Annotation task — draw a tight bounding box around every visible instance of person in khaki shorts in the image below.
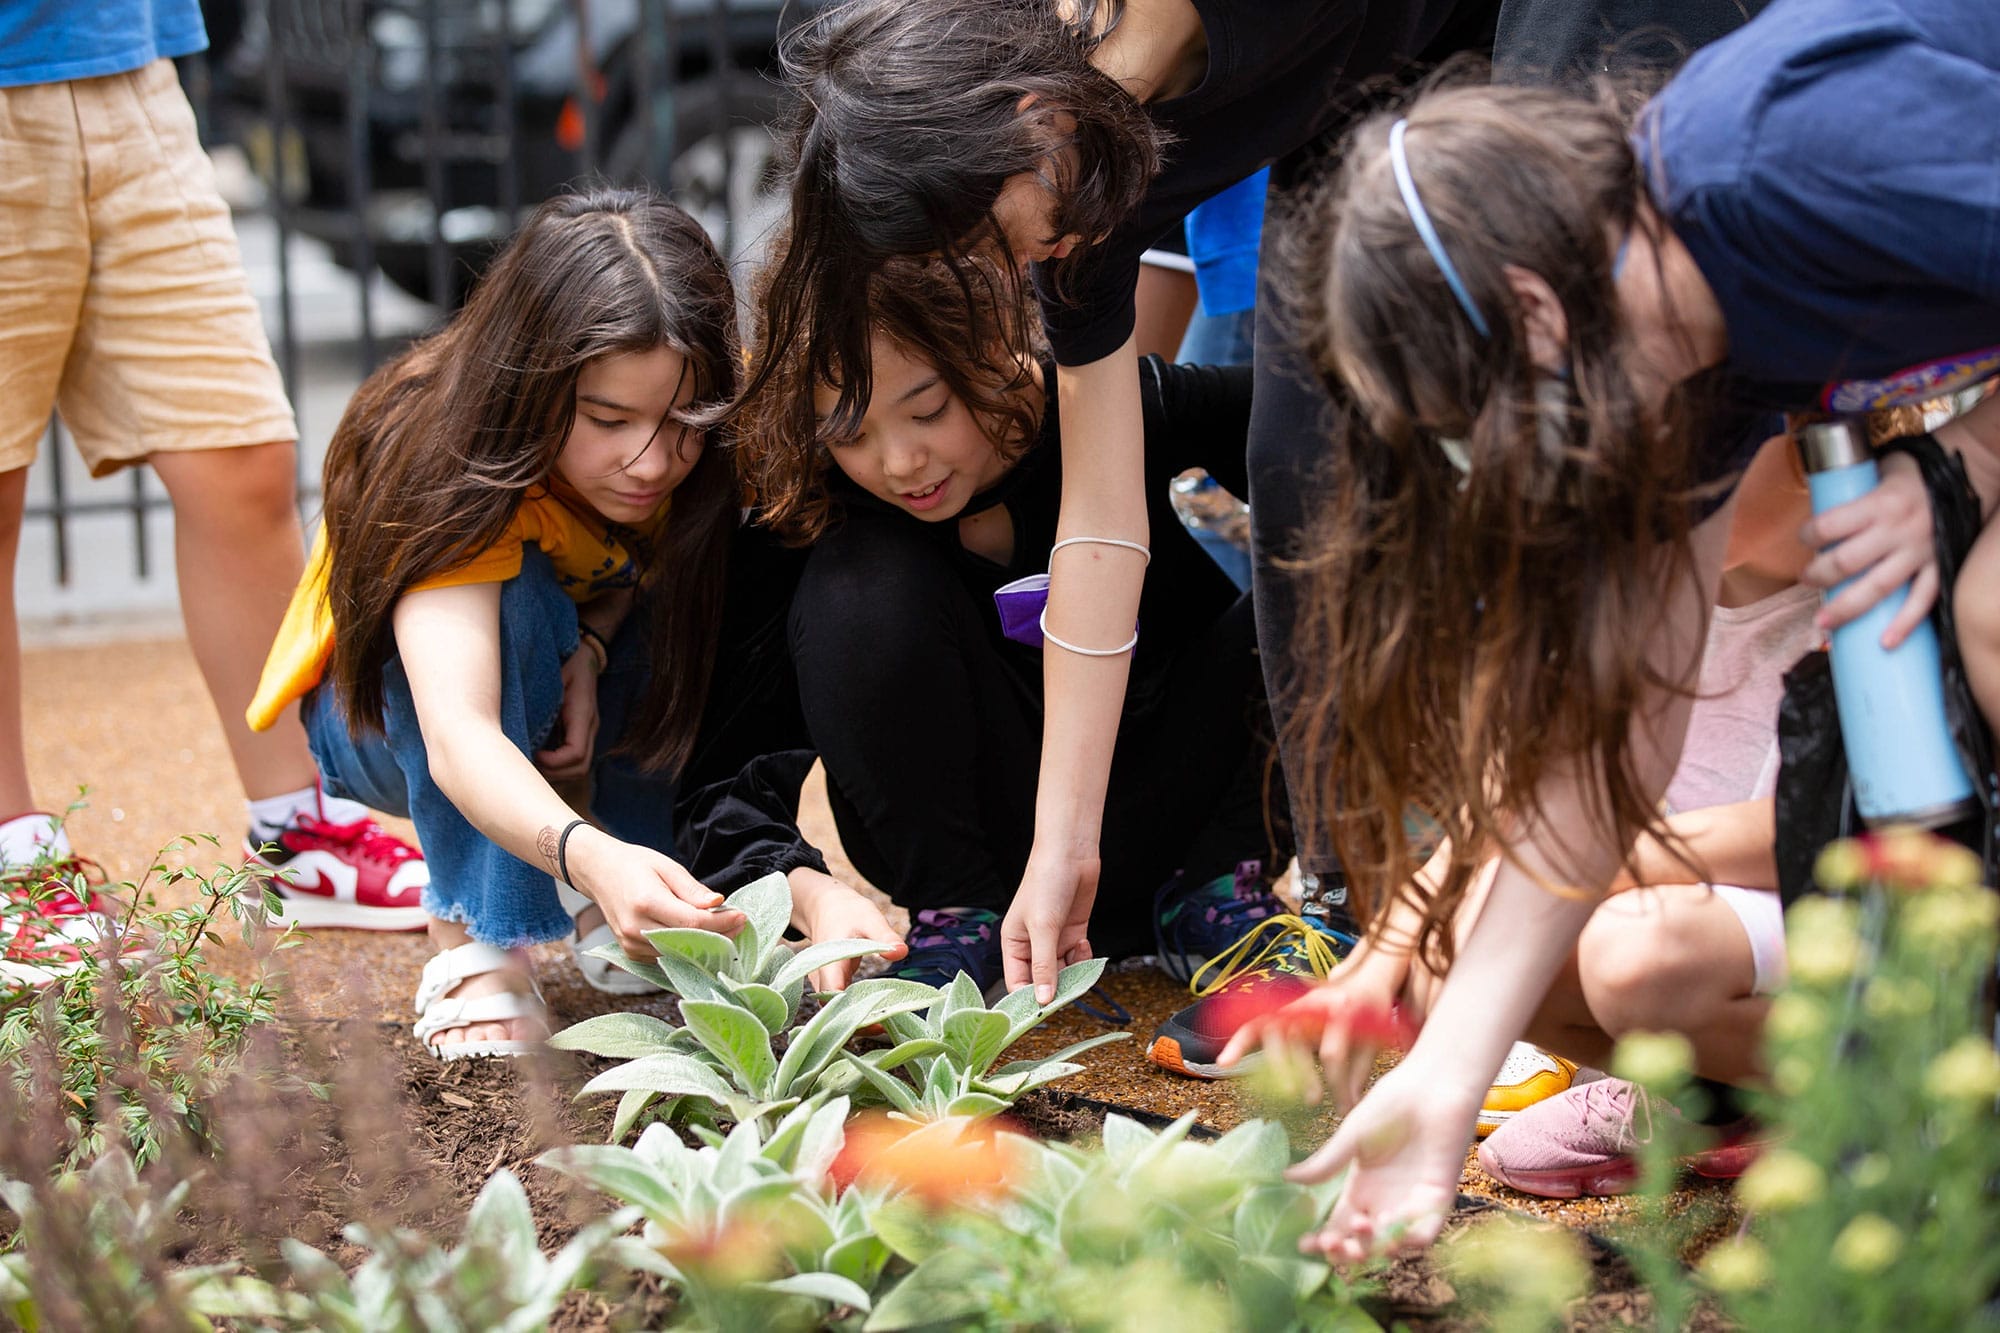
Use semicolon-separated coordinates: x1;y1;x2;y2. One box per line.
0;0;429;981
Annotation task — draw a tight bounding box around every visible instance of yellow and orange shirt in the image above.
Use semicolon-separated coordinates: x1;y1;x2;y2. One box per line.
247;487;664;732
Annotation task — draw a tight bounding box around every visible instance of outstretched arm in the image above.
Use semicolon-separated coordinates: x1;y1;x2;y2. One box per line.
1285;493;1734;1264
394;582;743;953
1002;340;1150;1002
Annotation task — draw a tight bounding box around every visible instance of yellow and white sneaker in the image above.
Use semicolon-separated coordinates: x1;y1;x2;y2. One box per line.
1478;1043;1580;1137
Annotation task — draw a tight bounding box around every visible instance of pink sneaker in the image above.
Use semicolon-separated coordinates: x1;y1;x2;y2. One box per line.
248;812;428;932
1476;1077;1765;1199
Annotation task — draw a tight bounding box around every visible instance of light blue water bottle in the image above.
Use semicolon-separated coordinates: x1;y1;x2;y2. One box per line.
1798;418;1978;828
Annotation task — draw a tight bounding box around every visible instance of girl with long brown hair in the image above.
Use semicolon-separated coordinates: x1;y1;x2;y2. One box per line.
248;189;898;1061
738;251;1301;1005
1231;0;2000;1261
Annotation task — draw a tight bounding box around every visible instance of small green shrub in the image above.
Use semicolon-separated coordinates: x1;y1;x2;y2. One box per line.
0;824;294;1170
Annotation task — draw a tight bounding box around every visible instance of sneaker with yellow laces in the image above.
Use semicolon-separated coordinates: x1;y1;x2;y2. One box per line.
1478;1043;1584;1136
1146;908;1357;1080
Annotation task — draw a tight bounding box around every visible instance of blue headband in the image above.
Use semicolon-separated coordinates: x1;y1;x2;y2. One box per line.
1388;118;1490;339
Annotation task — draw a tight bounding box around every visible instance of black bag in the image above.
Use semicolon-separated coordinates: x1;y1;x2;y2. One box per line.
1771;432;2000;904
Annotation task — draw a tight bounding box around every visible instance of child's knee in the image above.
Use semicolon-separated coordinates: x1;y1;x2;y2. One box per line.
1953;523;2000;648
161;441;300;526
1577;905;1706;1033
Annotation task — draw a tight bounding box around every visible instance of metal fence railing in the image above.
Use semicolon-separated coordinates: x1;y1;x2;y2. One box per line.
25;0;800;595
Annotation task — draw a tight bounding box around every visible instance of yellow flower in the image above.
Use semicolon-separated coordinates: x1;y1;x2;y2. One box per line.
1734;1149;1824;1213
1902;887;2000;956
1699;1237;1771;1292
1611;1032;1694;1090
1923;1037;2000;1104
1764;992;1825;1046
1786;898;1867;987
1832;1214;1903;1274
1812;839;1873;893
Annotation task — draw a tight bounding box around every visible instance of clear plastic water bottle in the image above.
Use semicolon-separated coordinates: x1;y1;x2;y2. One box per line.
1797;418;1978;828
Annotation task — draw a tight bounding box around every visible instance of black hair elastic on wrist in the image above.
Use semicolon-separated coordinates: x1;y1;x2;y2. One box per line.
556;818;589;887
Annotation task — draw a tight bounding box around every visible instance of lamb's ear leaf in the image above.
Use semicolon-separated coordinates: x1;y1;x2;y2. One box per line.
680;998;778;1099
940;1009;1013;1075
640;927;737;976
861;1251;990;1331
610;1088;664;1142
725;871;794;976
546;1011;682;1059
770;938;897;994
716;978;791;1035
757;1272;874;1314
838;1051;921;1115
583;944;676;994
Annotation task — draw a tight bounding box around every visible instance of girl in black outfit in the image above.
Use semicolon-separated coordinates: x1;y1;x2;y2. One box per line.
741;258;1288;985
744;0;1766;1002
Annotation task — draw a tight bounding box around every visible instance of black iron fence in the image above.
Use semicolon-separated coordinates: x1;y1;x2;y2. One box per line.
28;0;798;589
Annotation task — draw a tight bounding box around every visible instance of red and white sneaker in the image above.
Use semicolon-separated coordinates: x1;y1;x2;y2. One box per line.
0;858;127;990
248;812;429;932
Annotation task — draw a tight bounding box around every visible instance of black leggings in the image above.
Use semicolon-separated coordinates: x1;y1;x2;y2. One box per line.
790;520;1288;960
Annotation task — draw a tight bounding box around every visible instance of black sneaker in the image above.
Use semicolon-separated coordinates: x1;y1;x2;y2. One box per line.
887;907;1005;997
1147;912;1359;1080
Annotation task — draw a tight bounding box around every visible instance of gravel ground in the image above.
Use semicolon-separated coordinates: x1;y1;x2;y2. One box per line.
24;632;1732;1242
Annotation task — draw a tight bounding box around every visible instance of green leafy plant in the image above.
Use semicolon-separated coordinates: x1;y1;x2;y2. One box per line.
552;873;1120;1137
0;820;296;1170
845;964;1129;1120
189;1170;631;1333
1617;829;2000;1332
858;1112;1378;1332
0;1148;232;1331
543;1097;888;1333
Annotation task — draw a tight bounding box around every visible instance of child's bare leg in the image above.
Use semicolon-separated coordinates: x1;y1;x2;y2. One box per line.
149;443;318;800
0;470;34;817
1570;884;1768;1083
1953;517;2000;734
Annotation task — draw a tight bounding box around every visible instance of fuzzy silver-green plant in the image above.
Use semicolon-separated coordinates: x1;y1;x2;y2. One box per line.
551;875;1121;1137
189;1170;630;1333
543;1098;887;1333
859;1113;1374;1332
844;963;1129;1120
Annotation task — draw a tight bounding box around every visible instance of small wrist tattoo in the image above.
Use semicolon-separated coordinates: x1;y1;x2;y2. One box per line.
536;824;560;871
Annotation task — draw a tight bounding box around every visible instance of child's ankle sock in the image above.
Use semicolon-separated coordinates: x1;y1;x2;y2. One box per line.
246;785;374;842
0;812;69;870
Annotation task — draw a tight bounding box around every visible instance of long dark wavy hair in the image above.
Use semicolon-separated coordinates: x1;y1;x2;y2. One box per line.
738;237;1046;543
320;189;740;775
735;0;1160;457
1283;76;1722;973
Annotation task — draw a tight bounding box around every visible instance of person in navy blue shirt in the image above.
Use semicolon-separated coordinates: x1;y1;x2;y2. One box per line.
1222;0;2000;1264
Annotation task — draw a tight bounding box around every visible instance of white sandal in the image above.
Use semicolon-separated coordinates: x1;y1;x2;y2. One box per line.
555;879;665;996
413;941;550;1061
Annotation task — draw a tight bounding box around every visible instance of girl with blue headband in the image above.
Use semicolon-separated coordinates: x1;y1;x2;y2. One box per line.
1229;0;2000;1263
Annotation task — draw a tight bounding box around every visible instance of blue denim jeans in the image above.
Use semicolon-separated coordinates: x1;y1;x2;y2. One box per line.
303;545;678;947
